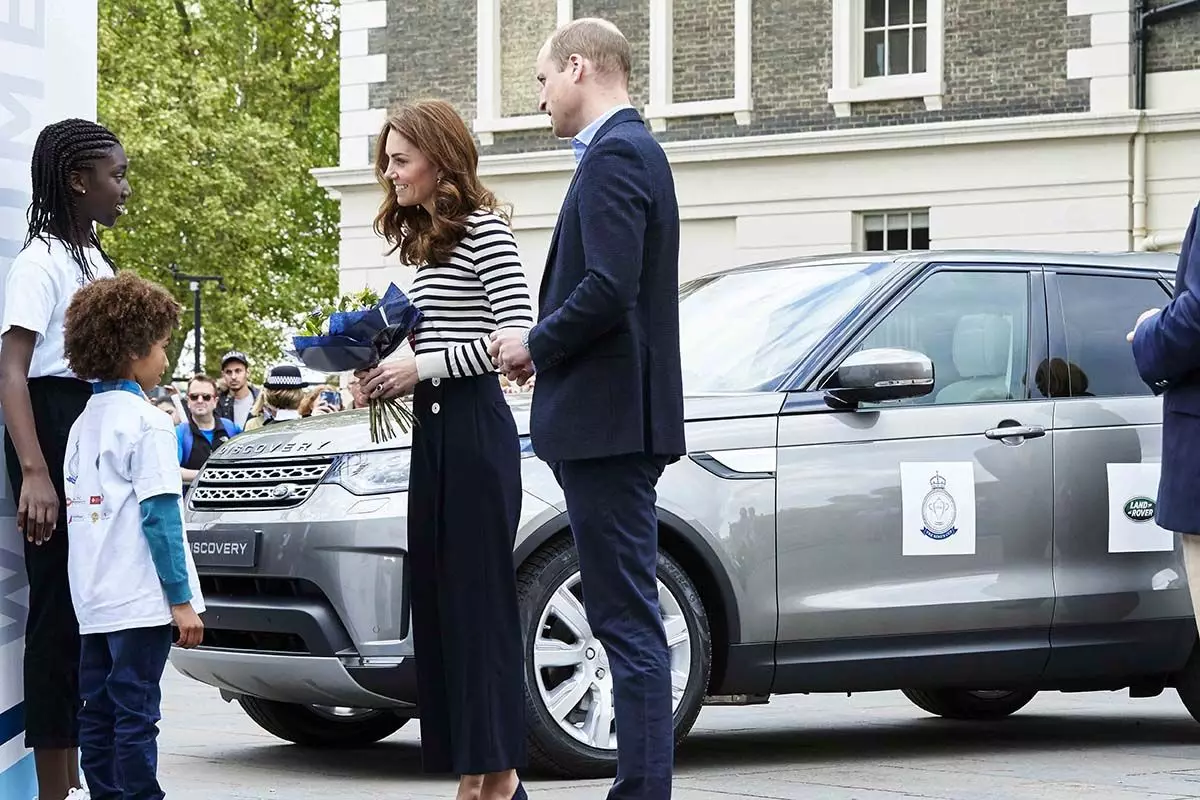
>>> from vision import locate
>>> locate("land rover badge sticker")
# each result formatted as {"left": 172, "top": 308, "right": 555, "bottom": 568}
{"left": 1107, "top": 462, "right": 1174, "bottom": 553}
{"left": 900, "top": 462, "right": 977, "bottom": 556}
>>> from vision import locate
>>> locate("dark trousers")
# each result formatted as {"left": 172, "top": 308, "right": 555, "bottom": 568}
{"left": 408, "top": 374, "right": 527, "bottom": 774}
{"left": 552, "top": 453, "right": 672, "bottom": 800}
{"left": 3, "top": 376, "right": 92, "bottom": 748}
{"left": 78, "top": 625, "right": 172, "bottom": 800}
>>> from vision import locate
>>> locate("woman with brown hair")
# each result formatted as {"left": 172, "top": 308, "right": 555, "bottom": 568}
{"left": 355, "top": 99, "right": 533, "bottom": 800}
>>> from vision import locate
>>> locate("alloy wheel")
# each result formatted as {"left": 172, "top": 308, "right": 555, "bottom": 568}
{"left": 531, "top": 571, "right": 692, "bottom": 750}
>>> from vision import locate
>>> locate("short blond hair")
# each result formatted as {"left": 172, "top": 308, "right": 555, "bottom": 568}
{"left": 546, "top": 18, "right": 631, "bottom": 80}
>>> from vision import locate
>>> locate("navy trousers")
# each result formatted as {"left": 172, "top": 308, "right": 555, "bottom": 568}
{"left": 78, "top": 625, "right": 172, "bottom": 800}
{"left": 408, "top": 374, "right": 527, "bottom": 775}
{"left": 552, "top": 453, "right": 672, "bottom": 800}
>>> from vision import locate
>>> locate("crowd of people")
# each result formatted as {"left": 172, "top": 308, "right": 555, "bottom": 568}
{"left": 142, "top": 354, "right": 370, "bottom": 485}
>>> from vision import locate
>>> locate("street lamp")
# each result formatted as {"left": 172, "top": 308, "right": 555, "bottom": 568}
{"left": 168, "top": 264, "right": 226, "bottom": 375}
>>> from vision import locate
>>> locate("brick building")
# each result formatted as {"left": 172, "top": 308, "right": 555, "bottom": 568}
{"left": 314, "top": 0, "right": 1200, "bottom": 292}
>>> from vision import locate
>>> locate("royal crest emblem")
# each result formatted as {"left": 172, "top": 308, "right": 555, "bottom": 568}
{"left": 920, "top": 472, "right": 958, "bottom": 540}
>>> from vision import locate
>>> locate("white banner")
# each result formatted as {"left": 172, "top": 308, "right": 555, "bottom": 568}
{"left": 1, "top": 1, "right": 98, "bottom": 797}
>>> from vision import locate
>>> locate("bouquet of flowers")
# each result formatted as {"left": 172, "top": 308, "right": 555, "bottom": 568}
{"left": 292, "top": 284, "right": 424, "bottom": 443}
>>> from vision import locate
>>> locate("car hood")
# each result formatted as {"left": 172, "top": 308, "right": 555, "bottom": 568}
{"left": 210, "top": 391, "right": 784, "bottom": 461}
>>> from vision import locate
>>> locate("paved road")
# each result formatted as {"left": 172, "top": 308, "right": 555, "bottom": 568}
{"left": 158, "top": 665, "right": 1200, "bottom": 799}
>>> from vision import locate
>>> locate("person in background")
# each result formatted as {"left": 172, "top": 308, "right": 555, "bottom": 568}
{"left": 242, "top": 389, "right": 271, "bottom": 431}
{"left": 61, "top": 271, "right": 205, "bottom": 800}
{"left": 177, "top": 374, "right": 240, "bottom": 486}
{"left": 259, "top": 365, "right": 307, "bottom": 425}
{"left": 344, "top": 375, "right": 362, "bottom": 409}
{"left": 215, "top": 350, "right": 259, "bottom": 429}
{"left": 299, "top": 383, "right": 342, "bottom": 417}
{"left": 0, "top": 118, "right": 126, "bottom": 800}
{"left": 154, "top": 397, "right": 181, "bottom": 425}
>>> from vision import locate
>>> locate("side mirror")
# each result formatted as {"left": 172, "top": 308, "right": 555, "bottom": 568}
{"left": 824, "top": 347, "right": 935, "bottom": 409}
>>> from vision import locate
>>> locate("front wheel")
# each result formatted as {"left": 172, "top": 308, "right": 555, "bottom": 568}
{"left": 237, "top": 697, "right": 409, "bottom": 747}
{"left": 517, "top": 536, "right": 712, "bottom": 779}
{"left": 903, "top": 688, "right": 1037, "bottom": 720}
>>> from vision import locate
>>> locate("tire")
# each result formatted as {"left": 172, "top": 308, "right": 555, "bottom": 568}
{"left": 517, "top": 535, "right": 712, "bottom": 779}
{"left": 237, "top": 697, "right": 408, "bottom": 747}
{"left": 902, "top": 688, "right": 1037, "bottom": 720}
{"left": 1175, "top": 647, "right": 1200, "bottom": 723}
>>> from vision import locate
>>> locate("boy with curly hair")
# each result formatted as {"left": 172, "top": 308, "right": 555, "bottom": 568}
{"left": 61, "top": 272, "right": 205, "bottom": 800}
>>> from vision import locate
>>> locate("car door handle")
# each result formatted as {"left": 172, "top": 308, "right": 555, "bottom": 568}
{"left": 984, "top": 424, "right": 1046, "bottom": 441}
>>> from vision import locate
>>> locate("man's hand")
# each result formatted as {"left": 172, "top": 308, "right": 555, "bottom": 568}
{"left": 1127, "top": 308, "right": 1161, "bottom": 342}
{"left": 171, "top": 603, "right": 204, "bottom": 648}
{"left": 18, "top": 470, "right": 58, "bottom": 545}
{"left": 489, "top": 329, "right": 534, "bottom": 384}
{"left": 356, "top": 355, "right": 419, "bottom": 401}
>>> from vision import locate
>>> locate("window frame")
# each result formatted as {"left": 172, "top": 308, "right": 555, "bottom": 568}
{"left": 860, "top": 208, "right": 931, "bottom": 251}
{"left": 474, "top": 0, "right": 575, "bottom": 145}
{"left": 647, "top": 0, "right": 754, "bottom": 132}
{"left": 828, "top": 0, "right": 946, "bottom": 118}
{"left": 799, "top": 262, "right": 1048, "bottom": 407}
{"left": 1044, "top": 266, "right": 1176, "bottom": 401}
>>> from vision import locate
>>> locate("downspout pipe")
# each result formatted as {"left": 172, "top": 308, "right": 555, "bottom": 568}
{"left": 1131, "top": 0, "right": 1200, "bottom": 251}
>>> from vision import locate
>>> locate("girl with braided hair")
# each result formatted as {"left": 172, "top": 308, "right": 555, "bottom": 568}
{"left": 0, "top": 117, "right": 129, "bottom": 800}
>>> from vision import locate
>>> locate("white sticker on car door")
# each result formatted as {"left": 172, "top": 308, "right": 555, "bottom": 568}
{"left": 1107, "top": 463, "right": 1174, "bottom": 553}
{"left": 900, "top": 462, "right": 977, "bottom": 556}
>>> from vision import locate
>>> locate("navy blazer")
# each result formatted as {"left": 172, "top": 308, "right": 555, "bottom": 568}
{"left": 1133, "top": 202, "right": 1200, "bottom": 534}
{"left": 526, "top": 108, "right": 686, "bottom": 463}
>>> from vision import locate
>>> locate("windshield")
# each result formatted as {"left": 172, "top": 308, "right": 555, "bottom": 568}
{"left": 678, "top": 260, "right": 897, "bottom": 393}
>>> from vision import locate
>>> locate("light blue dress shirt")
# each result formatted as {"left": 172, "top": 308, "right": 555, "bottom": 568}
{"left": 571, "top": 104, "right": 635, "bottom": 162}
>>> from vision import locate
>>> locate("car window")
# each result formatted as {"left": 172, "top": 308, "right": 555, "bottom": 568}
{"left": 852, "top": 270, "right": 1030, "bottom": 406}
{"left": 1054, "top": 273, "right": 1172, "bottom": 398}
{"left": 678, "top": 260, "right": 897, "bottom": 392}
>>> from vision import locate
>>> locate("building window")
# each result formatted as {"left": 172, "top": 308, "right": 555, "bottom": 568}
{"left": 828, "top": 0, "right": 945, "bottom": 118}
{"left": 861, "top": 210, "right": 930, "bottom": 251}
{"left": 647, "top": 0, "right": 753, "bottom": 132}
{"left": 474, "top": 0, "right": 573, "bottom": 145}
{"left": 863, "top": 0, "right": 927, "bottom": 78}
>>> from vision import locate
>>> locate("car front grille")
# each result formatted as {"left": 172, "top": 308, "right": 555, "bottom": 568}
{"left": 189, "top": 457, "right": 335, "bottom": 511}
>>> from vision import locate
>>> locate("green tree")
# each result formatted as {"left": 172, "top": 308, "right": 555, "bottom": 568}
{"left": 96, "top": 0, "right": 341, "bottom": 381}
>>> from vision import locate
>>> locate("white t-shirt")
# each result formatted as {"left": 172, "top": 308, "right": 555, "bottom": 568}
{"left": 1, "top": 236, "right": 114, "bottom": 379}
{"left": 233, "top": 393, "right": 254, "bottom": 427}
{"left": 65, "top": 388, "right": 205, "bottom": 635}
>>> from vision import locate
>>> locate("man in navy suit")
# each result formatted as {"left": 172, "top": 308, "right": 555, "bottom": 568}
{"left": 1130, "top": 202, "right": 1200, "bottom": 623}
{"left": 490, "top": 17, "right": 685, "bottom": 800}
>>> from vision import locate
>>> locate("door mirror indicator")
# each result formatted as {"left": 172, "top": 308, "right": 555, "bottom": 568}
{"left": 825, "top": 348, "right": 935, "bottom": 409}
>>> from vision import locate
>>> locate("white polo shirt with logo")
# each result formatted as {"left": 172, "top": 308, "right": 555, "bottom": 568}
{"left": 65, "top": 385, "right": 205, "bottom": 635}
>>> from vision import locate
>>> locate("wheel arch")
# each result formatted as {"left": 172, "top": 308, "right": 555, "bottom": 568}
{"left": 513, "top": 507, "right": 742, "bottom": 693}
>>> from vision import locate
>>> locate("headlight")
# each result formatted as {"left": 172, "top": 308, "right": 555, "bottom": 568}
{"left": 323, "top": 451, "right": 412, "bottom": 495}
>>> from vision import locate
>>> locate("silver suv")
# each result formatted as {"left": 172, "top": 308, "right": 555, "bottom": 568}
{"left": 173, "top": 250, "right": 1200, "bottom": 778}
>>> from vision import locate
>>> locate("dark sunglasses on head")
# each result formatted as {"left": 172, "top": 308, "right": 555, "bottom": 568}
{"left": 188, "top": 393, "right": 214, "bottom": 402}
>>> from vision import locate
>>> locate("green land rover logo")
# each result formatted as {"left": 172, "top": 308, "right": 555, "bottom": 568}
{"left": 1123, "top": 496, "right": 1156, "bottom": 523}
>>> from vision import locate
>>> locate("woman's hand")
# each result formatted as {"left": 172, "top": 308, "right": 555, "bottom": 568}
{"left": 19, "top": 470, "right": 59, "bottom": 545}
{"left": 356, "top": 355, "right": 419, "bottom": 401}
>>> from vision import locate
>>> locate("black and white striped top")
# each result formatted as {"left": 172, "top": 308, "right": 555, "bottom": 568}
{"left": 410, "top": 210, "right": 535, "bottom": 381}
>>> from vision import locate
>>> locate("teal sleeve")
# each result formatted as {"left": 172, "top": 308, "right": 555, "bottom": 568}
{"left": 139, "top": 494, "right": 192, "bottom": 605}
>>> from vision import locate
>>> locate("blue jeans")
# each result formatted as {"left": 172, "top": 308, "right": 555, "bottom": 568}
{"left": 79, "top": 625, "right": 172, "bottom": 800}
